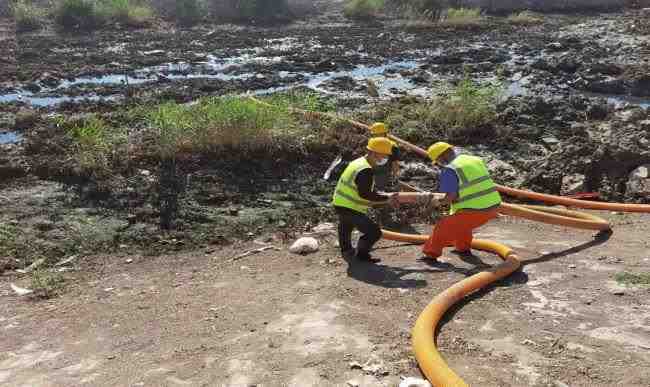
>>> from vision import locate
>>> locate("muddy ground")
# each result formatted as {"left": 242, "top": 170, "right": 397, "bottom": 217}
{"left": 2, "top": 2, "right": 650, "bottom": 386}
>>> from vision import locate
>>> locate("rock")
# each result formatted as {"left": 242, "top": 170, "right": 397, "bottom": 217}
{"left": 588, "top": 62, "right": 623, "bottom": 76}
{"left": 611, "top": 290, "right": 625, "bottom": 296}
{"left": 14, "top": 108, "right": 39, "bottom": 130}
{"left": 346, "top": 380, "right": 360, "bottom": 387}
{"left": 125, "top": 258, "right": 133, "bottom": 264}
{"left": 616, "top": 108, "right": 646, "bottom": 123}
{"left": 35, "top": 220, "right": 55, "bottom": 232}
{"left": 143, "top": 49, "right": 165, "bottom": 56}
{"left": 561, "top": 174, "right": 586, "bottom": 195}
{"left": 626, "top": 164, "right": 650, "bottom": 197}
{"left": 289, "top": 237, "right": 319, "bottom": 255}
{"left": 15, "top": 258, "right": 46, "bottom": 274}
{"left": 554, "top": 381, "right": 570, "bottom": 387}
{"left": 55, "top": 255, "right": 77, "bottom": 267}
{"left": 542, "top": 136, "right": 560, "bottom": 146}
{"left": 400, "top": 377, "right": 432, "bottom": 387}
{"left": 349, "top": 361, "right": 363, "bottom": 370}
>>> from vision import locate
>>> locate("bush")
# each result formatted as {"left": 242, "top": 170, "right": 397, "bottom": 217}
{"left": 66, "top": 115, "right": 127, "bottom": 177}
{"left": 31, "top": 269, "right": 65, "bottom": 299}
{"left": 389, "top": 0, "right": 446, "bottom": 21}
{"left": 55, "top": 0, "right": 102, "bottom": 31}
{"left": 507, "top": 10, "right": 542, "bottom": 26}
{"left": 615, "top": 272, "right": 650, "bottom": 285}
{"left": 344, "top": 0, "right": 384, "bottom": 19}
{"left": 97, "top": 0, "right": 156, "bottom": 27}
{"left": 174, "top": 0, "right": 205, "bottom": 26}
{"left": 442, "top": 7, "right": 482, "bottom": 27}
{"left": 12, "top": 0, "right": 45, "bottom": 32}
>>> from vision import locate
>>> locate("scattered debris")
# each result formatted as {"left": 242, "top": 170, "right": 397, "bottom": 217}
{"left": 15, "top": 258, "right": 46, "bottom": 274}
{"left": 289, "top": 237, "right": 319, "bottom": 255}
{"left": 232, "top": 245, "right": 279, "bottom": 261}
{"left": 399, "top": 376, "right": 432, "bottom": 387}
{"left": 55, "top": 255, "right": 77, "bottom": 267}
{"left": 10, "top": 283, "right": 34, "bottom": 296}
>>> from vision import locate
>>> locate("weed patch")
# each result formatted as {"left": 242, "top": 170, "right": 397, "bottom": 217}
{"left": 31, "top": 269, "right": 65, "bottom": 299}
{"left": 442, "top": 7, "right": 482, "bottom": 28}
{"left": 344, "top": 0, "right": 384, "bottom": 19}
{"left": 507, "top": 11, "right": 542, "bottom": 26}
{"left": 12, "top": 0, "right": 45, "bottom": 32}
{"left": 615, "top": 271, "right": 650, "bottom": 286}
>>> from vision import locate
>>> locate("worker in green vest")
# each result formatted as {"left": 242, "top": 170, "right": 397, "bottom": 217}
{"left": 422, "top": 142, "right": 502, "bottom": 260}
{"left": 368, "top": 122, "right": 401, "bottom": 228}
{"left": 332, "top": 137, "right": 404, "bottom": 262}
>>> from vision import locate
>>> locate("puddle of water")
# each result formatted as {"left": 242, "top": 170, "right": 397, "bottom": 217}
{"left": 581, "top": 92, "right": 650, "bottom": 109}
{"left": 0, "top": 132, "right": 22, "bottom": 144}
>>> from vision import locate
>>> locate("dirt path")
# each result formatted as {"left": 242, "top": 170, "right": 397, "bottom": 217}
{"left": 2, "top": 211, "right": 649, "bottom": 386}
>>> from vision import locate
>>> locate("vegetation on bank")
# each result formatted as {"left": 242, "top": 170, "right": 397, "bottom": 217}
{"left": 382, "top": 76, "right": 503, "bottom": 142}
{"left": 12, "top": 0, "right": 46, "bottom": 32}
{"left": 507, "top": 10, "right": 543, "bottom": 26}
{"left": 344, "top": 0, "right": 384, "bottom": 19}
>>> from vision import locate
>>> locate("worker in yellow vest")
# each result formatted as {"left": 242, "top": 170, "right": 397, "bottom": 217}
{"left": 332, "top": 137, "right": 403, "bottom": 262}
{"left": 368, "top": 122, "right": 401, "bottom": 228}
{"left": 423, "top": 142, "right": 502, "bottom": 260}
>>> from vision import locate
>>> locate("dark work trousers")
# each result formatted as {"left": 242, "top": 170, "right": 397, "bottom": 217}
{"left": 334, "top": 206, "right": 382, "bottom": 257}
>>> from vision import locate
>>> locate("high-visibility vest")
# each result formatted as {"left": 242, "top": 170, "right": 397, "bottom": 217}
{"left": 447, "top": 154, "right": 501, "bottom": 214}
{"left": 332, "top": 157, "right": 374, "bottom": 214}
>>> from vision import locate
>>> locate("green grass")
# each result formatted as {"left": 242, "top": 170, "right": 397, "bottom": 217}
{"left": 66, "top": 115, "right": 127, "bottom": 177}
{"left": 0, "top": 222, "right": 19, "bottom": 258}
{"left": 507, "top": 10, "right": 542, "bottom": 26}
{"left": 145, "top": 96, "right": 299, "bottom": 159}
{"left": 97, "top": 0, "right": 155, "bottom": 26}
{"left": 615, "top": 272, "right": 650, "bottom": 286}
{"left": 173, "top": 0, "right": 204, "bottom": 26}
{"left": 12, "top": 0, "right": 45, "bottom": 32}
{"left": 55, "top": 0, "right": 102, "bottom": 31}
{"left": 442, "top": 7, "right": 482, "bottom": 27}
{"left": 31, "top": 269, "right": 65, "bottom": 299}
{"left": 344, "top": 0, "right": 385, "bottom": 19}
{"left": 384, "top": 76, "right": 503, "bottom": 143}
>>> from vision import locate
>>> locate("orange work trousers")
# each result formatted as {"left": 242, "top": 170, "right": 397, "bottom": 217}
{"left": 422, "top": 208, "right": 499, "bottom": 258}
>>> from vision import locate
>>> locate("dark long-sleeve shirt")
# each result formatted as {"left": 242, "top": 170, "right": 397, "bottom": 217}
{"left": 356, "top": 168, "right": 389, "bottom": 202}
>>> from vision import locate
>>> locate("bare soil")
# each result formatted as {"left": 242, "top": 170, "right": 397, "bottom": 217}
{"left": 2, "top": 210, "right": 650, "bottom": 386}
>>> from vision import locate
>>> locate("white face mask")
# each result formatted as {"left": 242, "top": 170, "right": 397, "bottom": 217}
{"left": 375, "top": 158, "right": 388, "bottom": 166}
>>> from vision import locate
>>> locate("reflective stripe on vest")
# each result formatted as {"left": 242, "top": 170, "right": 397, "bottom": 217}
{"left": 332, "top": 157, "right": 373, "bottom": 214}
{"left": 448, "top": 154, "right": 501, "bottom": 214}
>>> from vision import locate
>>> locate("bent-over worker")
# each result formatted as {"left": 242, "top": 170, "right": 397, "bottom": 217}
{"left": 422, "top": 142, "right": 502, "bottom": 260}
{"left": 332, "top": 137, "right": 402, "bottom": 262}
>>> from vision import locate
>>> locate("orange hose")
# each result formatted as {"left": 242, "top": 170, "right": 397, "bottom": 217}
{"left": 382, "top": 231, "right": 520, "bottom": 387}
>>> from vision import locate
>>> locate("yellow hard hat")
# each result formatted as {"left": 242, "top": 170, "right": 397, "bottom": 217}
{"left": 367, "top": 137, "right": 393, "bottom": 156}
{"left": 427, "top": 142, "right": 453, "bottom": 162}
{"left": 369, "top": 122, "right": 388, "bottom": 135}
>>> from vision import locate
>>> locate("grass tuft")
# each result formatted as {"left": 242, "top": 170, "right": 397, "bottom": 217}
{"left": 441, "top": 7, "right": 482, "bottom": 28}
{"left": 12, "top": 0, "right": 45, "bottom": 32}
{"left": 344, "top": 0, "right": 384, "bottom": 20}
{"left": 615, "top": 272, "right": 650, "bottom": 286}
{"left": 507, "top": 10, "right": 543, "bottom": 26}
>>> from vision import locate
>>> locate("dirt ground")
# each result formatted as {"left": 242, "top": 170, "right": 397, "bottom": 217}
{"left": 2, "top": 206, "right": 649, "bottom": 386}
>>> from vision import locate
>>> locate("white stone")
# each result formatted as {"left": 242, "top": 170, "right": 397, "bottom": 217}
{"left": 289, "top": 237, "right": 319, "bottom": 255}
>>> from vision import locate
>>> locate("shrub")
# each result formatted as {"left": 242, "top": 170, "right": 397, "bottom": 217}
{"left": 12, "top": 0, "right": 45, "bottom": 32}
{"left": 389, "top": 0, "right": 446, "bottom": 21}
{"left": 31, "top": 269, "right": 65, "bottom": 299}
{"left": 507, "top": 10, "right": 542, "bottom": 26}
{"left": 96, "top": 0, "right": 156, "bottom": 27}
{"left": 344, "top": 0, "right": 384, "bottom": 19}
{"left": 442, "top": 7, "right": 482, "bottom": 27}
{"left": 55, "top": 0, "right": 102, "bottom": 31}
{"left": 66, "top": 115, "right": 127, "bottom": 177}
{"left": 174, "top": 0, "right": 205, "bottom": 26}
